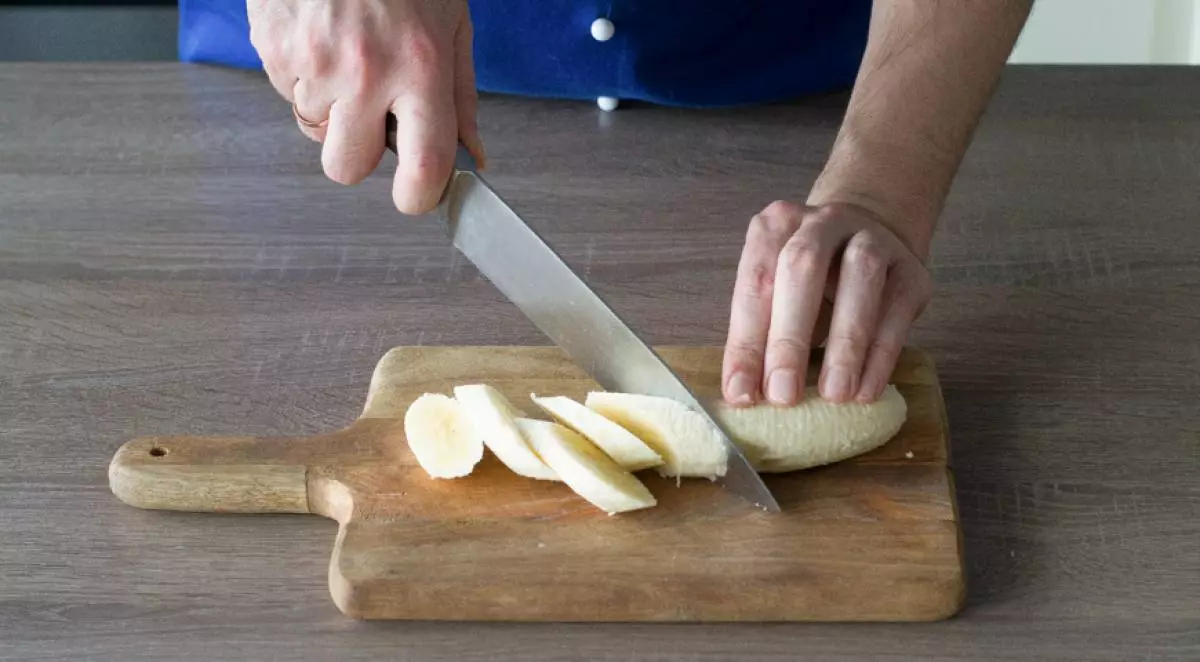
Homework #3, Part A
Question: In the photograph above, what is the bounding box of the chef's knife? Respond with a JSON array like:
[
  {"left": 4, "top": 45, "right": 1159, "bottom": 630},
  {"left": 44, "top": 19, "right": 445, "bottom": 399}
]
[{"left": 383, "top": 115, "right": 780, "bottom": 512}]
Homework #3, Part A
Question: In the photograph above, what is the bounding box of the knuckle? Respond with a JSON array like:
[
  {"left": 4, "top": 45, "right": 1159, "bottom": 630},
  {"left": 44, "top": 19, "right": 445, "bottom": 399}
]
[
  {"left": 825, "top": 337, "right": 869, "bottom": 372},
  {"left": 305, "top": 38, "right": 334, "bottom": 76},
  {"left": 748, "top": 201, "right": 800, "bottom": 239},
  {"left": 828, "top": 327, "right": 870, "bottom": 350},
  {"left": 868, "top": 338, "right": 901, "bottom": 360},
  {"left": 767, "top": 337, "right": 812, "bottom": 359},
  {"left": 343, "top": 33, "right": 375, "bottom": 65},
  {"left": 762, "top": 199, "right": 801, "bottom": 219},
  {"left": 400, "top": 149, "right": 453, "bottom": 190},
  {"left": 400, "top": 30, "right": 444, "bottom": 70},
  {"left": 844, "top": 235, "right": 887, "bottom": 275},
  {"left": 802, "top": 210, "right": 837, "bottom": 235},
  {"left": 778, "top": 233, "right": 824, "bottom": 274},
  {"left": 736, "top": 263, "right": 775, "bottom": 300},
  {"left": 724, "top": 341, "right": 765, "bottom": 368},
  {"left": 746, "top": 214, "right": 770, "bottom": 239},
  {"left": 811, "top": 203, "right": 847, "bottom": 220},
  {"left": 340, "top": 39, "right": 381, "bottom": 94}
]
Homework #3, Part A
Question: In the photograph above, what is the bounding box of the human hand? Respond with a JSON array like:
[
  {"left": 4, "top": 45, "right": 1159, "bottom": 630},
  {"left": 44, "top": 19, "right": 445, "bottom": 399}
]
[
  {"left": 721, "top": 201, "right": 932, "bottom": 406},
  {"left": 247, "top": 0, "right": 484, "bottom": 214}
]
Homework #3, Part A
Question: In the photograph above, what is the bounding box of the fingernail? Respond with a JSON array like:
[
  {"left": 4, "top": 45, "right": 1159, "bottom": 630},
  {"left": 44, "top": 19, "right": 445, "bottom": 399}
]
[
  {"left": 823, "top": 368, "right": 853, "bottom": 401},
  {"left": 766, "top": 369, "right": 798, "bottom": 405},
  {"left": 855, "top": 377, "right": 880, "bottom": 403},
  {"left": 859, "top": 378, "right": 878, "bottom": 400},
  {"left": 726, "top": 371, "right": 757, "bottom": 405}
]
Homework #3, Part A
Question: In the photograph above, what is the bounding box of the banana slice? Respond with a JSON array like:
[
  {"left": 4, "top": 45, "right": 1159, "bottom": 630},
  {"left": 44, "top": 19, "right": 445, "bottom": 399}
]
[
  {"left": 530, "top": 393, "right": 664, "bottom": 471},
  {"left": 711, "top": 384, "right": 908, "bottom": 472},
  {"left": 402, "top": 393, "right": 485, "bottom": 479},
  {"left": 584, "top": 392, "right": 728, "bottom": 479},
  {"left": 453, "top": 384, "right": 558, "bottom": 481},
  {"left": 514, "top": 417, "right": 657, "bottom": 514}
]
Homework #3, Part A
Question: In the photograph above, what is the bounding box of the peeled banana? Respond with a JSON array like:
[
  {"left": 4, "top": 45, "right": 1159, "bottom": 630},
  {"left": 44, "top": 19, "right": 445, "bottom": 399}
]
[
  {"left": 711, "top": 385, "right": 908, "bottom": 472},
  {"left": 401, "top": 379, "right": 909, "bottom": 515}
]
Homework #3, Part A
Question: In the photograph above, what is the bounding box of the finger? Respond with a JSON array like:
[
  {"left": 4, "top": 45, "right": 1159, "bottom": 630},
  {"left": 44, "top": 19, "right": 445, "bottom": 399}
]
[
  {"left": 321, "top": 99, "right": 387, "bottom": 185},
  {"left": 292, "top": 106, "right": 326, "bottom": 143},
  {"left": 763, "top": 217, "right": 854, "bottom": 405},
  {"left": 263, "top": 62, "right": 299, "bottom": 101},
  {"left": 810, "top": 259, "right": 838, "bottom": 348},
  {"left": 820, "top": 233, "right": 888, "bottom": 402},
  {"left": 812, "top": 297, "right": 833, "bottom": 348},
  {"left": 856, "top": 264, "right": 930, "bottom": 402},
  {"left": 248, "top": 1, "right": 296, "bottom": 99},
  {"left": 390, "top": 45, "right": 458, "bottom": 214},
  {"left": 292, "top": 78, "right": 331, "bottom": 142},
  {"left": 453, "top": 14, "right": 486, "bottom": 169},
  {"left": 722, "top": 205, "right": 800, "bottom": 406}
]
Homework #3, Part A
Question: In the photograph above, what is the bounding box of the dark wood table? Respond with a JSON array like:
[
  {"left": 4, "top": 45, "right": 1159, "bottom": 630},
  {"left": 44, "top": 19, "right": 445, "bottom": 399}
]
[{"left": 2, "top": 63, "right": 1197, "bottom": 661}]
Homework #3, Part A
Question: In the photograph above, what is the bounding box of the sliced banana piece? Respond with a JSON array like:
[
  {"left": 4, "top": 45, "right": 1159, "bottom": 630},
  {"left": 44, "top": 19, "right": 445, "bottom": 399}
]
[
  {"left": 529, "top": 393, "right": 664, "bottom": 471},
  {"left": 711, "top": 384, "right": 908, "bottom": 472},
  {"left": 514, "top": 417, "right": 657, "bottom": 514},
  {"left": 453, "top": 384, "right": 558, "bottom": 481},
  {"left": 584, "top": 392, "right": 728, "bottom": 479},
  {"left": 402, "top": 393, "right": 485, "bottom": 479}
]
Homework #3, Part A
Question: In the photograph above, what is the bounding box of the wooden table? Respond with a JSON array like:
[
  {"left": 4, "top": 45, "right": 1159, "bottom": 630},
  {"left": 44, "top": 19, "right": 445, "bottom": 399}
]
[{"left": 1, "top": 63, "right": 1197, "bottom": 661}]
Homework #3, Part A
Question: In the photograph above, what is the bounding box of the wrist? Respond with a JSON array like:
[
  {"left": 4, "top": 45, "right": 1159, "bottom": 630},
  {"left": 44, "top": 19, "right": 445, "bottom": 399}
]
[{"left": 807, "top": 123, "right": 951, "bottom": 262}]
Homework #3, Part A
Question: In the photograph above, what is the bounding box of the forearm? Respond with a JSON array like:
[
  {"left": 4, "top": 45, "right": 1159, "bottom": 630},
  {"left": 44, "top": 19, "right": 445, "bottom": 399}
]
[{"left": 807, "top": 0, "right": 1033, "bottom": 259}]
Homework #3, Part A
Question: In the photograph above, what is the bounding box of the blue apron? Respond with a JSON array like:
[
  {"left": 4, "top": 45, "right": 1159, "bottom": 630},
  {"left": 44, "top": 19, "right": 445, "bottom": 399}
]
[{"left": 178, "top": 0, "right": 871, "bottom": 108}]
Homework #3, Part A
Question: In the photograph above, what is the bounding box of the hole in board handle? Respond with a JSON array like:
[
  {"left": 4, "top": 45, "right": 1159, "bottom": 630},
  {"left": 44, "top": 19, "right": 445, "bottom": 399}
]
[{"left": 149, "top": 447, "right": 167, "bottom": 458}]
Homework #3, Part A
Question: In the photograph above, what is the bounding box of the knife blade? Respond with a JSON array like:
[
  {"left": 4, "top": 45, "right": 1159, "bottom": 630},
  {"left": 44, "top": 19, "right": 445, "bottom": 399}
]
[{"left": 384, "top": 116, "right": 780, "bottom": 513}]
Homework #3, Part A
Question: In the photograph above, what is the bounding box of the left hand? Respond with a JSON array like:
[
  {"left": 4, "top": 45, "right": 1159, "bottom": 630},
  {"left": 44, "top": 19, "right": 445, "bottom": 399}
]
[{"left": 721, "top": 200, "right": 932, "bottom": 407}]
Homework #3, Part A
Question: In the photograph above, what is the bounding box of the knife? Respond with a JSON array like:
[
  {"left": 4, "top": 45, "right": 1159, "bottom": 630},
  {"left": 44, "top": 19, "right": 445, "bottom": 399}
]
[{"left": 383, "top": 115, "right": 780, "bottom": 513}]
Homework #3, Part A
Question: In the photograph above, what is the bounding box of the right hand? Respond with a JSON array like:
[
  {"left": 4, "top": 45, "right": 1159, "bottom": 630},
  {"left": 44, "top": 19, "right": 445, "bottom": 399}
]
[{"left": 247, "top": 0, "right": 485, "bottom": 214}]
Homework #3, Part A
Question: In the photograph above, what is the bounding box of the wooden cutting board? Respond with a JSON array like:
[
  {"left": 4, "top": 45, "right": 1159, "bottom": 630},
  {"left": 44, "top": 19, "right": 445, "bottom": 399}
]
[{"left": 108, "top": 345, "right": 964, "bottom": 622}]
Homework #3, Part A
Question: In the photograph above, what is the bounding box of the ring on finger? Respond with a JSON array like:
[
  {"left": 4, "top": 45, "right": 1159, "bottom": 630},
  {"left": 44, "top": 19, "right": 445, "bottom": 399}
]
[{"left": 292, "top": 103, "right": 328, "bottom": 130}]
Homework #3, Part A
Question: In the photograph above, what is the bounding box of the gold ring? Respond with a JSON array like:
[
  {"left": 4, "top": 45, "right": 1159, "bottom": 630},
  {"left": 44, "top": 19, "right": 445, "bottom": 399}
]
[{"left": 292, "top": 103, "right": 328, "bottom": 129}]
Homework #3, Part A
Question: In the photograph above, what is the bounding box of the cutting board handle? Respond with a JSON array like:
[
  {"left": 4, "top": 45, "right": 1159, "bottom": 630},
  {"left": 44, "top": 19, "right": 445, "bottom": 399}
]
[{"left": 108, "top": 434, "right": 311, "bottom": 514}]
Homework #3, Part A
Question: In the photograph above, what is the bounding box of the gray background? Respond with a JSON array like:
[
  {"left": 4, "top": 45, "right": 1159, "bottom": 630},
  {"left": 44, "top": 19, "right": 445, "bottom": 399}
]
[{"left": 0, "top": 6, "right": 177, "bottom": 61}]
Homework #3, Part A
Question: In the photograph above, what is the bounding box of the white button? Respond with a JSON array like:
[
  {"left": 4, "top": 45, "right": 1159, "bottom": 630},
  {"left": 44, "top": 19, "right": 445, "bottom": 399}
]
[
  {"left": 597, "top": 96, "right": 619, "bottom": 112},
  {"left": 590, "top": 17, "right": 615, "bottom": 42}
]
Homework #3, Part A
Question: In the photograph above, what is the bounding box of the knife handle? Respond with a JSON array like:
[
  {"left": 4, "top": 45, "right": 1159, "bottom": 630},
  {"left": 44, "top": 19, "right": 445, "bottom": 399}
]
[{"left": 385, "top": 112, "right": 399, "bottom": 155}]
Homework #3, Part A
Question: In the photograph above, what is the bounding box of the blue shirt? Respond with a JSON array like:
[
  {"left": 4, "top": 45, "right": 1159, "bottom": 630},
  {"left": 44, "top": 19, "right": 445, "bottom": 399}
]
[{"left": 179, "top": 0, "right": 871, "bottom": 108}]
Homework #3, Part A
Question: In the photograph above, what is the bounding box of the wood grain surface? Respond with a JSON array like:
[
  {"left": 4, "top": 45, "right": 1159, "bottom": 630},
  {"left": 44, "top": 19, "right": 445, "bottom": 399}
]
[
  {"left": 107, "top": 345, "right": 962, "bottom": 622},
  {"left": 1, "top": 63, "right": 1198, "bottom": 659}
]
